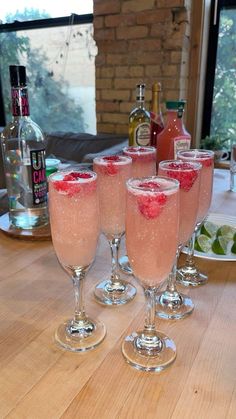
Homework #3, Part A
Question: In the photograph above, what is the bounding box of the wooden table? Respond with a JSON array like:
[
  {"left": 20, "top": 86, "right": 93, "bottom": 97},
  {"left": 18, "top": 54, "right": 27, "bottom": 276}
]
[{"left": 0, "top": 169, "right": 235, "bottom": 419}]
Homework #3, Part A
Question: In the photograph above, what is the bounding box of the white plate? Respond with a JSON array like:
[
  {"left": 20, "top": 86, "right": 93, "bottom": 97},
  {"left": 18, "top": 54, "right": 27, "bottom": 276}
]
[{"left": 182, "top": 213, "right": 236, "bottom": 261}]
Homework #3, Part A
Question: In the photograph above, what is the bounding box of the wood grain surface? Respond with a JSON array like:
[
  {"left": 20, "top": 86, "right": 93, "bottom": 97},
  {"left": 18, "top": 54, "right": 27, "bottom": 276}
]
[{"left": 0, "top": 169, "right": 235, "bottom": 419}]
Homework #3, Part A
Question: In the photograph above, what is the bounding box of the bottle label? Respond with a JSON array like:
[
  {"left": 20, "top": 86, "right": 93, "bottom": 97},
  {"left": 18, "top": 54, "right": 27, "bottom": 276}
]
[
  {"left": 30, "top": 150, "right": 47, "bottom": 205},
  {"left": 12, "top": 88, "right": 30, "bottom": 117},
  {"left": 173, "top": 136, "right": 191, "bottom": 159},
  {"left": 135, "top": 123, "right": 150, "bottom": 146}
]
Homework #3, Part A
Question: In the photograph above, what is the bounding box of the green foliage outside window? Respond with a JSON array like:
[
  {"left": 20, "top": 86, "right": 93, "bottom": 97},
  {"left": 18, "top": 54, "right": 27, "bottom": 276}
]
[
  {"left": 210, "top": 9, "right": 236, "bottom": 150},
  {"left": 0, "top": 8, "right": 86, "bottom": 133}
]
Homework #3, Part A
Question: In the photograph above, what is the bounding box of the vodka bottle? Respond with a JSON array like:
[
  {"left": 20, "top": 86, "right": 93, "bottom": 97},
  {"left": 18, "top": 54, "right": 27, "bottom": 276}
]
[
  {"left": 1, "top": 65, "right": 48, "bottom": 229},
  {"left": 129, "top": 84, "right": 150, "bottom": 146}
]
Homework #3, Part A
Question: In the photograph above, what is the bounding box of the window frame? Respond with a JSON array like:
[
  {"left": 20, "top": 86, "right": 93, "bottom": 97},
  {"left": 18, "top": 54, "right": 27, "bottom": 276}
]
[{"left": 0, "top": 13, "right": 93, "bottom": 127}]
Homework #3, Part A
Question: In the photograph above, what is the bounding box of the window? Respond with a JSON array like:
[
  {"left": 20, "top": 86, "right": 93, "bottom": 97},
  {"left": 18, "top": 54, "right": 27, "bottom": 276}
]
[
  {"left": 0, "top": 1, "right": 96, "bottom": 134},
  {"left": 202, "top": 0, "right": 236, "bottom": 149}
]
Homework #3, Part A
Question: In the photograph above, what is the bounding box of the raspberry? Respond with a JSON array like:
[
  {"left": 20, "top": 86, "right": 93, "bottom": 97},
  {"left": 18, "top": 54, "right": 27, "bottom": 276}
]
[
  {"left": 139, "top": 181, "right": 161, "bottom": 190},
  {"left": 53, "top": 181, "right": 81, "bottom": 197},
  {"left": 166, "top": 164, "right": 198, "bottom": 191},
  {"left": 137, "top": 193, "right": 167, "bottom": 219},
  {"left": 63, "top": 172, "right": 92, "bottom": 181},
  {"left": 200, "top": 157, "right": 213, "bottom": 167},
  {"left": 101, "top": 156, "right": 120, "bottom": 175}
]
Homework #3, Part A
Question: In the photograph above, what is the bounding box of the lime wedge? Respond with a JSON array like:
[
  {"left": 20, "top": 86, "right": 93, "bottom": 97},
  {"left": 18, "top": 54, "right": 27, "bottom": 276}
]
[
  {"left": 231, "top": 242, "right": 236, "bottom": 254},
  {"left": 216, "top": 225, "right": 236, "bottom": 240},
  {"left": 195, "top": 235, "right": 212, "bottom": 253},
  {"left": 212, "top": 237, "right": 229, "bottom": 255},
  {"left": 200, "top": 221, "right": 218, "bottom": 238}
]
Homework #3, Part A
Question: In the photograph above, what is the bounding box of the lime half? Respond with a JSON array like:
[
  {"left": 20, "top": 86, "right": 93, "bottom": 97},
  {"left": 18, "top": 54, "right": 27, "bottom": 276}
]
[
  {"left": 195, "top": 235, "right": 212, "bottom": 253},
  {"left": 212, "top": 237, "right": 229, "bottom": 255},
  {"left": 231, "top": 242, "right": 236, "bottom": 254},
  {"left": 216, "top": 225, "right": 236, "bottom": 240},
  {"left": 200, "top": 221, "right": 218, "bottom": 238}
]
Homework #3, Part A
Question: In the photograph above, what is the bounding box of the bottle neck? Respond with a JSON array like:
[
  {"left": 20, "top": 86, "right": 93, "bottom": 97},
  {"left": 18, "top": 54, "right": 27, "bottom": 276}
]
[
  {"left": 151, "top": 92, "right": 161, "bottom": 114},
  {"left": 136, "top": 98, "right": 145, "bottom": 109},
  {"left": 166, "top": 110, "right": 184, "bottom": 128},
  {"left": 11, "top": 86, "right": 30, "bottom": 117}
]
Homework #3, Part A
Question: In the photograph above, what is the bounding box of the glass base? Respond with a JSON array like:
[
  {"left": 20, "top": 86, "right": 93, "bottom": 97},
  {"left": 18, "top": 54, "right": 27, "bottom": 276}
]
[
  {"left": 118, "top": 255, "right": 133, "bottom": 275},
  {"left": 122, "top": 330, "right": 176, "bottom": 372},
  {"left": 177, "top": 266, "right": 208, "bottom": 287},
  {"left": 55, "top": 317, "right": 106, "bottom": 352},
  {"left": 94, "top": 279, "right": 136, "bottom": 306},
  {"left": 155, "top": 290, "right": 194, "bottom": 320}
]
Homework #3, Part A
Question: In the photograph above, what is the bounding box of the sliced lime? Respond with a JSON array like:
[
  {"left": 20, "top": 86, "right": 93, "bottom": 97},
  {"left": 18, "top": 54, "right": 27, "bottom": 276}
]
[
  {"left": 212, "top": 237, "right": 229, "bottom": 255},
  {"left": 231, "top": 242, "right": 236, "bottom": 254},
  {"left": 216, "top": 225, "right": 236, "bottom": 240},
  {"left": 200, "top": 221, "right": 218, "bottom": 238},
  {"left": 195, "top": 234, "right": 212, "bottom": 253}
]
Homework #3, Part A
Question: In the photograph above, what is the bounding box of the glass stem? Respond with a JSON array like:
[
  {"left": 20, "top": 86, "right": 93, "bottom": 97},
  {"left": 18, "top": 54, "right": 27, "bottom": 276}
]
[
  {"left": 185, "top": 232, "right": 196, "bottom": 268},
  {"left": 144, "top": 287, "right": 157, "bottom": 333},
  {"left": 166, "top": 251, "right": 178, "bottom": 294},
  {"left": 72, "top": 268, "right": 86, "bottom": 323},
  {"left": 109, "top": 237, "right": 121, "bottom": 284}
]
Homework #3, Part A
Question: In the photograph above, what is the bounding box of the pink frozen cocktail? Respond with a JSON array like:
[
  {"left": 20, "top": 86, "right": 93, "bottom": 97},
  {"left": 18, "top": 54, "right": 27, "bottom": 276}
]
[
  {"left": 49, "top": 170, "right": 106, "bottom": 352},
  {"left": 93, "top": 155, "right": 136, "bottom": 306},
  {"left": 123, "top": 146, "right": 156, "bottom": 178}
]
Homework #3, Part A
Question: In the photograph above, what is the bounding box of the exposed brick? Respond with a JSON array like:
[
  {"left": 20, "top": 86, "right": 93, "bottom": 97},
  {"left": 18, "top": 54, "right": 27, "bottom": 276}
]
[
  {"left": 157, "top": 0, "right": 185, "bottom": 7},
  {"left": 122, "top": 0, "right": 155, "bottom": 13},
  {"left": 95, "top": 28, "right": 115, "bottom": 41},
  {"left": 97, "top": 123, "right": 117, "bottom": 133},
  {"left": 94, "top": 0, "right": 121, "bottom": 16},
  {"left": 96, "top": 78, "right": 113, "bottom": 89},
  {"left": 115, "top": 124, "right": 129, "bottom": 135},
  {"left": 116, "top": 26, "right": 148, "bottom": 40},
  {"left": 161, "top": 64, "right": 178, "bottom": 77},
  {"left": 120, "top": 101, "right": 134, "bottom": 113},
  {"left": 96, "top": 40, "right": 128, "bottom": 53},
  {"left": 105, "top": 14, "right": 136, "bottom": 28},
  {"left": 100, "top": 67, "right": 115, "bottom": 78},
  {"left": 170, "top": 51, "right": 182, "bottom": 63},
  {"left": 114, "top": 78, "right": 144, "bottom": 89},
  {"left": 101, "top": 89, "right": 131, "bottom": 101},
  {"left": 93, "top": 16, "right": 104, "bottom": 29},
  {"left": 128, "top": 39, "right": 161, "bottom": 51},
  {"left": 145, "top": 65, "right": 162, "bottom": 77},
  {"left": 136, "top": 9, "right": 171, "bottom": 25},
  {"left": 96, "top": 101, "right": 120, "bottom": 112},
  {"left": 102, "top": 112, "right": 128, "bottom": 124},
  {"left": 115, "top": 66, "right": 144, "bottom": 78}
]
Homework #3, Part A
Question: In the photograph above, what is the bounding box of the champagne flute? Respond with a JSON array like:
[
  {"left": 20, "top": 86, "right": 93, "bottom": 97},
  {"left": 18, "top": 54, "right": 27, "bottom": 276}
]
[
  {"left": 93, "top": 155, "right": 136, "bottom": 305},
  {"left": 155, "top": 160, "right": 201, "bottom": 319},
  {"left": 49, "top": 169, "right": 106, "bottom": 351},
  {"left": 122, "top": 176, "right": 179, "bottom": 371},
  {"left": 119, "top": 146, "right": 157, "bottom": 275},
  {"left": 177, "top": 149, "right": 214, "bottom": 286}
]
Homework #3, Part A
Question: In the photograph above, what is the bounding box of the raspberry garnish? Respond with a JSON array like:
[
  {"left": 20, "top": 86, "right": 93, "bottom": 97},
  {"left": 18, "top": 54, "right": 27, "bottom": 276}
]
[
  {"left": 137, "top": 193, "right": 167, "bottom": 219},
  {"left": 127, "top": 147, "right": 147, "bottom": 153},
  {"left": 53, "top": 171, "right": 93, "bottom": 196},
  {"left": 166, "top": 168, "right": 198, "bottom": 191},
  {"left": 139, "top": 181, "right": 161, "bottom": 190},
  {"left": 103, "top": 156, "right": 121, "bottom": 162},
  {"left": 63, "top": 172, "right": 92, "bottom": 181}
]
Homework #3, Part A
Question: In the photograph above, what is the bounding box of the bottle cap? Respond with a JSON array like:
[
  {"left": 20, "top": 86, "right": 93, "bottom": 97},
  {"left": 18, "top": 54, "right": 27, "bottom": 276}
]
[
  {"left": 136, "top": 84, "right": 145, "bottom": 100},
  {"left": 152, "top": 82, "right": 162, "bottom": 92},
  {"left": 9, "top": 65, "right": 27, "bottom": 87},
  {"left": 166, "top": 100, "right": 186, "bottom": 110}
]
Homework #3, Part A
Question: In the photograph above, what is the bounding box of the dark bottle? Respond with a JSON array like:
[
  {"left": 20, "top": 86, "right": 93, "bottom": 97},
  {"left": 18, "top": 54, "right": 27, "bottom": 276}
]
[
  {"left": 150, "top": 82, "right": 164, "bottom": 147},
  {"left": 1, "top": 65, "right": 48, "bottom": 229}
]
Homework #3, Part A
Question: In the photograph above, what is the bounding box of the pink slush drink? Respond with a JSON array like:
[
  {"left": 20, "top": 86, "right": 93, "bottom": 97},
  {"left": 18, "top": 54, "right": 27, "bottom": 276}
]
[{"left": 123, "top": 146, "right": 156, "bottom": 178}]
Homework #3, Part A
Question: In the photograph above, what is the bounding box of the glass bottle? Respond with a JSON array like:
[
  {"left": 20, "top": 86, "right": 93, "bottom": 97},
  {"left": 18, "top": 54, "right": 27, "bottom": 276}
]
[
  {"left": 129, "top": 84, "right": 150, "bottom": 147},
  {"left": 1, "top": 65, "right": 48, "bottom": 229},
  {"left": 150, "top": 82, "right": 164, "bottom": 147},
  {"left": 156, "top": 101, "right": 191, "bottom": 168}
]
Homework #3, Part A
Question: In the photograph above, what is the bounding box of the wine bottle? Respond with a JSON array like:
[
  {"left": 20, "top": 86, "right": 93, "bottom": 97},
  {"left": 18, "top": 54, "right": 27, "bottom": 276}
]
[
  {"left": 1, "top": 65, "right": 48, "bottom": 229},
  {"left": 129, "top": 84, "right": 150, "bottom": 146},
  {"left": 150, "top": 82, "right": 164, "bottom": 147}
]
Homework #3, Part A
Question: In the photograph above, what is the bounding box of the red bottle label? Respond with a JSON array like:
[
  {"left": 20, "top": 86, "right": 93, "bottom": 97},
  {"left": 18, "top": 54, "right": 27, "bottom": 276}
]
[
  {"left": 30, "top": 150, "right": 47, "bottom": 205},
  {"left": 11, "top": 88, "right": 30, "bottom": 117}
]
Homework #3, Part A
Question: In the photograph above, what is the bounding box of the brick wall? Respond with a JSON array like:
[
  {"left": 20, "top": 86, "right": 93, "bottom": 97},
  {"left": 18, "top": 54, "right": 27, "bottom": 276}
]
[{"left": 93, "top": 0, "right": 192, "bottom": 135}]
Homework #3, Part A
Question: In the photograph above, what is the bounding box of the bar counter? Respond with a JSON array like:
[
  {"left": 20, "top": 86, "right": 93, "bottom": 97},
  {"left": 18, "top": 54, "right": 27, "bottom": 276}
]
[{"left": 0, "top": 169, "right": 235, "bottom": 419}]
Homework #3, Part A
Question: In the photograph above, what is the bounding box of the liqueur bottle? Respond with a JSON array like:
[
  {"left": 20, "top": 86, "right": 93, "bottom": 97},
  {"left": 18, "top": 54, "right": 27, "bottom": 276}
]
[
  {"left": 156, "top": 100, "right": 191, "bottom": 168},
  {"left": 150, "top": 82, "right": 164, "bottom": 147},
  {"left": 129, "top": 83, "right": 150, "bottom": 146},
  {"left": 1, "top": 65, "right": 48, "bottom": 229}
]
